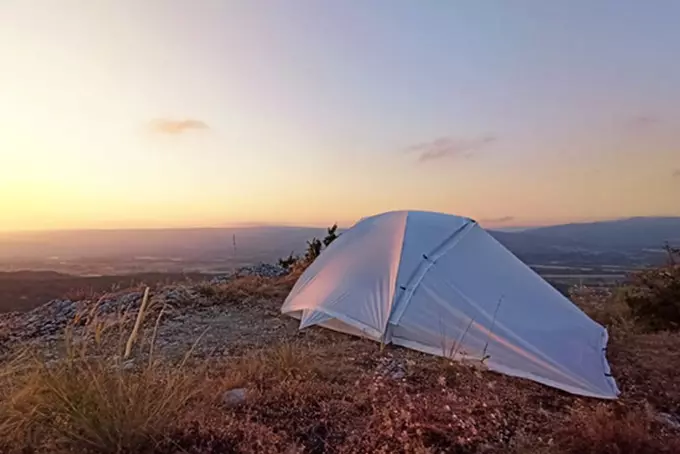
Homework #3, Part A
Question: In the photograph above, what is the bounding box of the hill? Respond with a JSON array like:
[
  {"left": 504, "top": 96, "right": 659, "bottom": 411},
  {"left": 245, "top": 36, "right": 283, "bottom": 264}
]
[
  {"left": 524, "top": 217, "right": 680, "bottom": 249},
  {"left": 489, "top": 216, "right": 680, "bottom": 267},
  {"left": 0, "top": 226, "right": 326, "bottom": 262},
  {"left": 1, "top": 216, "right": 677, "bottom": 278},
  {"left": 1, "top": 270, "right": 679, "bottom": 453}
]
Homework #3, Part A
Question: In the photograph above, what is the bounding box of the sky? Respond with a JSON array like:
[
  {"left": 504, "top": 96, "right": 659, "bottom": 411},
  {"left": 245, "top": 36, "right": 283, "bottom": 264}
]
[{"left": 1, "top": 1, "right": 679, "bottom": 232}]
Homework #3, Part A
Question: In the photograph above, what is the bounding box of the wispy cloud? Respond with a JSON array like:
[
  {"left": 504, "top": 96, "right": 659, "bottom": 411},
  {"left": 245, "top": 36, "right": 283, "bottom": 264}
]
[
  {"left": 481, "top": 216, "right": 515, "bottom": 224},
  {"left": 148, "top": 118, "right": 210, "bottom": 135},
  {"left": 626, "top": 115, "right": 659, "bottom": 131},
  {"left": 406, "top": 134, "right": 497, "bottom": 163}
]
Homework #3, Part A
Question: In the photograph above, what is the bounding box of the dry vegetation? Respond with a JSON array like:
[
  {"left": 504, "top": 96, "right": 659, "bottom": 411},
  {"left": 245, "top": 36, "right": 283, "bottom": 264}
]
[{"left": 1, "top": 254, "right": 680, "bottom": 453}]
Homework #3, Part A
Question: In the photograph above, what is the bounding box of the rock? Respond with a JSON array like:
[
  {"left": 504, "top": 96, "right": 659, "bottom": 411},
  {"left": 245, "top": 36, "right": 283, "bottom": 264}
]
[
  {"left": 94, "top": 291, "right": 144, "bottom": 317},
  {"left": 222, "top": 388, "right": 247, "bottom": 407},
  {"left": 655, "top": 412, "right": 680, "bottom": 430},
  {"left": 375, "top": 355, "right": 408, "bottom": 381},
  {"left": 235, "top": 263, "right": 288, "bottom": 278},
  {"left": 390, "top": 369, "right": 406, "bottom": 380},
  {"left": 209, "top": 274, "right": 234, "bottom": 285}
]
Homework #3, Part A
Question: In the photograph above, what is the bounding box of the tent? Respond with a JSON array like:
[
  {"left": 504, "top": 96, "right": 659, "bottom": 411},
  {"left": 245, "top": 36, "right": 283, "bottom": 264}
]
[{"left": 281, "top": 210, "right": 620, "bottom": 399}]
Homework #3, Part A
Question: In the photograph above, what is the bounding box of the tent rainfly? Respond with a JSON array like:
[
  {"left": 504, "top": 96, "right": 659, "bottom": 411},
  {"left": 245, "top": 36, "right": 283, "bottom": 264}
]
[{"left": 281, "top": 210, "right": 620, "bottom": 399}]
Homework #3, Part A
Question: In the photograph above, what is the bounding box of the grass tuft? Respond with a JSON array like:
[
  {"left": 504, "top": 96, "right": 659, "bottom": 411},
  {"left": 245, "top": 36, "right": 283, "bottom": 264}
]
[
  {"left": 0, "top": 287, "right": 205, "bottom": 453},
  {"left": 555, "top": 403, "right": 680, "bottom": 454},
  {"left": 1, "top": 354, "right": 203, "bottom": 453}
]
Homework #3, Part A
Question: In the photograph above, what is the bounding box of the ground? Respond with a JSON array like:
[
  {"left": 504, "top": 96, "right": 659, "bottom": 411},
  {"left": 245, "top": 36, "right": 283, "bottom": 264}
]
[{"left": 1, "top": 272, "right": 679, "bottom": 453}]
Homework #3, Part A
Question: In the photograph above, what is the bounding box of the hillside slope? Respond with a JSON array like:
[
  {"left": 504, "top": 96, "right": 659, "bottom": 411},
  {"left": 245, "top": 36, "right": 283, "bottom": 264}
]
[
  {"left": 1, "top": 271, "right": 679, "bottom": 453},
  {"left": 490, "top": 217, "right": 680, "bottom": 266}
]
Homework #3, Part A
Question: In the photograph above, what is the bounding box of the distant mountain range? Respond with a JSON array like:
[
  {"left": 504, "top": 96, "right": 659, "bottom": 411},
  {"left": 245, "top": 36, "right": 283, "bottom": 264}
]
[
  {"left": 0, "top": 217, "right": 678, "bottom": 269},
  {"left": 489, "top": 217, "right": 680, "bottom": 266},
  {"left": 0, "top": 226, "right": 328, "bottom": 263}
]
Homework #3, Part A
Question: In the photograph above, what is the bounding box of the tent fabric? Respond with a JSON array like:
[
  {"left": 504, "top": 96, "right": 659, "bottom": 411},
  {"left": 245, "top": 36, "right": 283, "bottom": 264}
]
[{"left": 281, "top": 210, "right": 620, "bottom": 399}]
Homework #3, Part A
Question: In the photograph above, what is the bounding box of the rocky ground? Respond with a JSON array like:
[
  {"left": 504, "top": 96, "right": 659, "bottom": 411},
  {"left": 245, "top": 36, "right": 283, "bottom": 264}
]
[
  {"left": 1, "top": 263, "right": 680, "bottom": 453},
  {"left": 0, "top": 263, "right": 299, "bottom": 366}
]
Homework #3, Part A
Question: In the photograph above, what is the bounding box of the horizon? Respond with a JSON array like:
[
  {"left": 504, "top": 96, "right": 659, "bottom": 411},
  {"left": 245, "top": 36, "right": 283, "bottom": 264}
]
[
  {"left": 1, "top": 213, "right": 678, "bottom": 236},
  {"left": 2, "top": 1, "right": 679, "bottom": 232}
]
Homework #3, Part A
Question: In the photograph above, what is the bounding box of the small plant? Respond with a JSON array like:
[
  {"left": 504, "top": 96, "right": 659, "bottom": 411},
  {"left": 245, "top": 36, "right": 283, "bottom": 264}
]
[
  {"left": 663, "top": 242, "right": 679, "bottom": 266},
  {"left": 481, "top": 295, "right": 503, "bottom": 364},
  {"left": 624, "top": 245, "right": 680, "bottom": 332},
  {"left": 278, "top": 252, "right": 299, "bottom": 270},
  {"left": 195, "top": 282, "right": 217, "bottom": 299},
  {"left": 278, "top": 223, "right": 341, "bottom": 272},
  {"left": 304, "top": 237, "right": 323, "bottom": 262},
  {"left": 323, "top": 223, "right": 340, "bottom": 247}
]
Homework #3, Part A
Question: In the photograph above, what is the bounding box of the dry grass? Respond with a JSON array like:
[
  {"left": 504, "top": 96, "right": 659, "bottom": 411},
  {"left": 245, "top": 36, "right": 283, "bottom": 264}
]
[
  {"left": 0, "top": 354, "right": 204, "bottom": 453},
  {"left": 0, "top": 287, "right": 206, "bottom": 454},
  {"left": 196, "top": 275, "right": 295, "bottom": 308},
  {"left": 570, "top": 286, "right": 638, "bottom": 337},
  {"left": 1, "top": 275, "right": 679, "bottom": 453},
  {"left": 554, "top": 403, "right": 680, "bottom": 454}
]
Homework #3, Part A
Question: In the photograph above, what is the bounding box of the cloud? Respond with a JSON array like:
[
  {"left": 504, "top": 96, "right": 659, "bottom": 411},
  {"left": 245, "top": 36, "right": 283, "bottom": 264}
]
[
  {"left": 406, "top": 134, "right": 497, "bottom": 163},
  {"left": 626, "top": 115, "right": 659, "bottom": 131},
  {"left": 147, "top": 118, "right": 210, "bottom": 135},
  {"left": 480, "top": 216, "right": 515, "bottom": 224}
]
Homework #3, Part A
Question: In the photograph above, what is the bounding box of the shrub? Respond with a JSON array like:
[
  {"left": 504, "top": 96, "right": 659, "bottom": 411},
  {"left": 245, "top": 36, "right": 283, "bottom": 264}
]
[
  {"left": 570, "top": 286, "right": 637, "bottom": 337},
  {"left": 277, "top": 253, "right": 298, "bottom": 270},
  {"left": 303, "top": 237, "right": 322, "bottom": 262},
  {"left": 322, "top": 223, "right": 340, "bottom": 247},
  {"left": 624, "top": 245, "right": 680, "bottom": 332},
  {"left": 278, "top": 223, "right": 341, "bottom": 271}
]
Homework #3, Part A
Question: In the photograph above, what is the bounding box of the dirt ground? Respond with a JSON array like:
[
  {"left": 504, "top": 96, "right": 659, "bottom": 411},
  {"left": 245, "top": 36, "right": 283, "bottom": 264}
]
[{"left": 2, "top": 276, "right": 679, "bottom": 453}]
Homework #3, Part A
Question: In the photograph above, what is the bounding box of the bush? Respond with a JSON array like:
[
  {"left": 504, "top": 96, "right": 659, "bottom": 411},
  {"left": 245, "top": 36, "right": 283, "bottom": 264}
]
[
  {"left": 304, "top": 238, "right": 323, "bottom": 262},
  {"left": 570, "top": 287, "right": 637, "bottom": 337},
  {"left": 277, "top": 253, "right": 298, "bottom": 270},
  {"left": 624, "top": 245, "right": 680, "bottom": 332},
  {"left": 278, "top": 224, "right": 340, "bottom": 271}
]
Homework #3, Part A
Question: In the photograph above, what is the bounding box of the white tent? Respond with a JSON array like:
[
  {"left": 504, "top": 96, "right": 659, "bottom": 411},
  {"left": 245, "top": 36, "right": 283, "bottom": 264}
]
[{"left": 281, "top": 210, "right": 619, "bottom": 399}]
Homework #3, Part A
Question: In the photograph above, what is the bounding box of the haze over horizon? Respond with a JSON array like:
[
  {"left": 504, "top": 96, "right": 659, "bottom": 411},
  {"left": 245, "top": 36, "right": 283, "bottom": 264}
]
[
  {"left": 1, "top": 214, "right": 678, "bottom": 236},
  {"left": 2, "top": 1, "right": 679, "bottom": 232}
]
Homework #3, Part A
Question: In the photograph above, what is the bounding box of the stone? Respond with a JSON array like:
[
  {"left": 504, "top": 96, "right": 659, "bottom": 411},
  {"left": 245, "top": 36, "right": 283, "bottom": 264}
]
[
  {"left": 655, "top": 412, "right": 680, "bottom": 430},
  {"left": 222, "top": 388, "right": 247, "bottom": 407},
  {"left": 390, "top": 369, "right": 406, "bottom": 380},
  {"left": 234, "top": 263, "right": 288, "bottom": 278}
]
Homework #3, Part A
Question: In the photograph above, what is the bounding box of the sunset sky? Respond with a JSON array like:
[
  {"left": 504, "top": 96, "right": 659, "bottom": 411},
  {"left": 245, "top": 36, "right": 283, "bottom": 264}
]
[{"left": 1, "top": 1, "right": 679, "bottom": 232}]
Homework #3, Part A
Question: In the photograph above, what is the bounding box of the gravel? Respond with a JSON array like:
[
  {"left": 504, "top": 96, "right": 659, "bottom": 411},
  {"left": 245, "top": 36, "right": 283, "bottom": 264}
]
[{"left": 0, "top": 261, "right": 296, "bottom": 360}]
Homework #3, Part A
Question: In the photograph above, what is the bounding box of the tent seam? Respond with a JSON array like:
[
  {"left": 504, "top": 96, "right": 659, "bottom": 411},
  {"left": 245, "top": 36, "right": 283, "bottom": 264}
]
[
  {"left": 380, "top": 211, "right": 411, "bottom": 342},
  {"left": 389, "top": 220, "right": 476, "bottom": 327}
]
